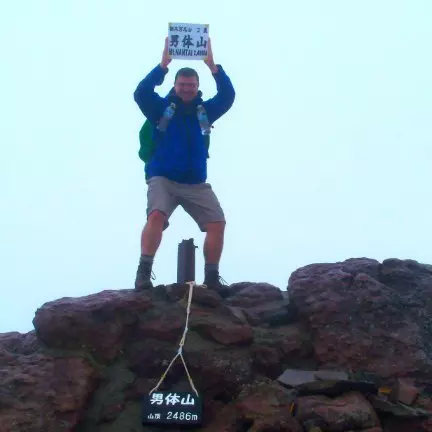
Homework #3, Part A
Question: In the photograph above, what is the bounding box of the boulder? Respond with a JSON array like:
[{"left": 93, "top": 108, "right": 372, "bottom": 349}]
[{"left": 289, "top": 258, "right": 432, "bottom": 383}]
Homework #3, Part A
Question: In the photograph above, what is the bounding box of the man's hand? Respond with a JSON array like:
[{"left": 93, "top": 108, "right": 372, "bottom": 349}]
[
  {"left": 160, "top": 37, "right": 171, "bottom": 70},
  {"left": 204, "top": 38, "right": 218, "bottom": 73}
]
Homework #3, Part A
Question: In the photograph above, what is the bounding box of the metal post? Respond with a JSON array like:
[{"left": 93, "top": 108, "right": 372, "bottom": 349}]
[{"left": 177, "top": 238, "right": 196, "bottom": 283}]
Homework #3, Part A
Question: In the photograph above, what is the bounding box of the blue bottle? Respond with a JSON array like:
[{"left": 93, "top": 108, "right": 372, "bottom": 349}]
[{"left": 157, "top": 103, "right": 176, "bottom": 132}]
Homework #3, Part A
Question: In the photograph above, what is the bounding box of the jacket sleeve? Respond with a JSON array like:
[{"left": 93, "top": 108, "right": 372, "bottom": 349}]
[
  {"left": 133, "top": 64, "right": 168, "bottom": 124},
  {"left": 203, "top": 65, "right": 235, "bottom": 124}
]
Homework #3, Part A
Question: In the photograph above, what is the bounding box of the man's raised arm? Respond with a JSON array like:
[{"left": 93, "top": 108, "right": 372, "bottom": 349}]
[
  {"left": 133, "top": 38, "right": 171, "bottom": 123},
  {"left": 203, "top": 39, "right": 236, "bottom": 124}
]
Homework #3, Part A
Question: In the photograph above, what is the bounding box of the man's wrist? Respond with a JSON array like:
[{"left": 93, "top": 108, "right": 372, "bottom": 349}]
[{"left": 208, "top": 63, "right": 218, "bottom": 74}]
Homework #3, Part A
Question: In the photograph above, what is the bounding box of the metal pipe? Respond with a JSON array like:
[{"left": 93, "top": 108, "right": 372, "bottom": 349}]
[{"left": 177, "top": 238, "right": 196, "bottom": 283}]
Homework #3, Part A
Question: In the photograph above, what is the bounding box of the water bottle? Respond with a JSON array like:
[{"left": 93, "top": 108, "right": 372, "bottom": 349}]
[
  {"left": 197, "top": 105, "right": 211, "bottom": 135},
  {"left": 157, "top": 103, "right": 176, "bottom": 132}
]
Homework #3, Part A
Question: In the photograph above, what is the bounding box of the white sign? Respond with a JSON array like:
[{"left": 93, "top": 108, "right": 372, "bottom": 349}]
[
  {"left": 168, "top": 22, "right": 209, "bottom": 60},
  {"left": 142, "top": 391, "right": 202, "bottom": 426}
]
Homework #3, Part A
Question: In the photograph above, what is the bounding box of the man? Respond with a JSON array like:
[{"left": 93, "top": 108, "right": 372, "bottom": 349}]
[{"left": 133, "top": 37, "right": 235, "bottom": 293}]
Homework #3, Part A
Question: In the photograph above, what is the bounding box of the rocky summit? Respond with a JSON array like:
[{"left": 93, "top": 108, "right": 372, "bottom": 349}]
[{"left": 1, "top": 258, "right": 432, "bottom": 432}]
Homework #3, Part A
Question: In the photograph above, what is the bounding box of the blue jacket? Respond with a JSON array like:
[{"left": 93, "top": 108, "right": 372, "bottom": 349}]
[{"left": 134, "top": 64, "right": 235, "bottom": 184}]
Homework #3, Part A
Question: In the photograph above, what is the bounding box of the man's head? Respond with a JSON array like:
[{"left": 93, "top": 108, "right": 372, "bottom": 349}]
[{"left": 174, "top": 67, "right": 199, "bottom": 102}]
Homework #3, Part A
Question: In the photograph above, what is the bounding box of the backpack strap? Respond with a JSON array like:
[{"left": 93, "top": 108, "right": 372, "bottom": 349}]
[
  {"left": 156, "top": 103, "right": 212, "bottom": 134},
  {"left": 140, "top": 103, "right": 213, "bottom": 163}
]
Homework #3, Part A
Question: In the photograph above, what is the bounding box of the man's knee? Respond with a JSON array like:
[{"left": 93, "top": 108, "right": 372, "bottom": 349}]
[
  {"left": 147, "top": 210, "right": 167, "bottom": 228},
  {"left": 205, "top": 221, "right": 226, "bottom": 235}
]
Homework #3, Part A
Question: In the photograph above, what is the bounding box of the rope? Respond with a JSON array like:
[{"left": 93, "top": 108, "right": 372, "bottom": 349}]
[{"left": 149, "top": 281, "right": 199, "bottom": 397}]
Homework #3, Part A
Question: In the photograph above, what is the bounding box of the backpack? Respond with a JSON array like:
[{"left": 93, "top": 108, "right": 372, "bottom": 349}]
[
  {"left": 138, "top": 119, "right": 157, "bottom": 163},
  {"left": 138, "top": 104, "right": 211, "bottom": 163}
]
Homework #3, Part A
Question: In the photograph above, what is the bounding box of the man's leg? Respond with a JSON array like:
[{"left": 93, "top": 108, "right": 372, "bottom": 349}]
[
  {"left": 203, "top": 221, "right": 225, "bottom": 274},
  {"left": 141, "top": 210, "right": 166, "bottom": 256},
  {"left": 135, "top": 211, "right": 166, "bottom": 291},
  {"left": 177, "top": 182, "right": 228, "bottom": 294},
  {"left": 135, "top": 177, "right": 177, "bottom": 291}
]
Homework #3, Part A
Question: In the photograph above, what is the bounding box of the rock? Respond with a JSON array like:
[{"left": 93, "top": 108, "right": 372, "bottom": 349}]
[
  {"left": 242, "top": 300, "right": 298, "bottom": 327},
  {"left": 77, "top": 361, "right": 135, "bottom": 429},
  {"left": 187, "top": 349, "right": 254, "bottom": 403},
  {"left": 296, "top": 380, "right": 378, "bottom": 398},
  {"left": 190, "top": 311, "right": 253, "bottom": 346},
  {"left": 236, "top": 382, "right": 301, "bottom": 432},
  {"left": 352, "top": 371, "right": 387, "bottom": 387},
  {"left": 33, "top": 290, "right": 152, "bottom": 361},
  {"left": 0, "top": 352, "right": 96, "bottom": 431},
  {"left": 420, "top": 419, "right": 432, "bottom": 432},
  {"left": 163, "top": 282, "right": 190, "bottom": 301},
  {"left": 277, "top": 369, "right": 316, "bottom": 387},
  {"left": 226, "top": 306, "right": 249, "bottom": 325},
  {"left": 203, "top": 380, "right": 301, "bottom": 432},
  {"left": 277, "top": 368, "right": 350, "bottom": 387},
  {"left": 192, "top": 285, "right": 224, "bottom": 307},
  {"left": 273, "top": 325, "right": 314, "bottom": 363},
  {"left": 417, "top": 393, "right": 432, "bottom": 411},
  {"left": 383, "top": 417, "right": 432, "bottom": 432},
  {"left": 303, "top": 419, "right": 327, "bottom": 431},
  {"left": 252, "top": 345, "right": 283, "bottom": 378},
  {"left": 131, "top": 298, "right": 247, "bottom": 347},
  {"left": 379, "top": 259, "right": 432, "bottom": 296},
  {"left": 358, "top": 428, "right": 383, "bottom": 432},
  {"left": 0, "top": 331, "right": 40, "bottom": 355},
  {"left": 165, "top": 283, "right": 223, "bottom": 308},
  {"left": 253, "top": 325, "right": 314, "bottom": 378},
  {"left": 277, "top": 368, "right": 374, "bottom": 398},
  {"left": 304, "top": 425, "right": 324, "bottom": 432},
  {"left": 91, "top": 401, "right": 142, "bottom": 432},
  {"left": 341, "top": 257, "right": 382, "bottom": 280},
  {"left": 136, "top": 310, "right": 185, "bottom": 343},
  {"left": 389, "top": 378, "right": 420, "bottom": 405},
  {"left": 2, "top": 257, "right": 432, "bottom": 431},
  {"left": 369, "top": 395, "right": 431, "bottom": 418},
  {"left": 289, "top": 258, "right": 432, "bottom": 383},
  {"left": 296, "top": 391, "right": 381, "bottom": 431},
  {"left": 227, "top": 282, "right": 283, "bottom": 308},
  {"left": 125, "top": 339, "right": 182, "bottom": 379},
  {"left": 314, "top": 370, "right": 349, "bottom": 381},
  {"left": 248, "top": 417, "right": 303, "bottom": 432},
  {"left": 98, "top": 403, "right": 125, "bottom": 423}
]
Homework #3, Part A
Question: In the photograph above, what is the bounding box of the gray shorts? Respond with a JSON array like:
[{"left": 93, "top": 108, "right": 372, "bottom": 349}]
[{"left": 146, "top": 176, "right": 225, "bottom": 232}]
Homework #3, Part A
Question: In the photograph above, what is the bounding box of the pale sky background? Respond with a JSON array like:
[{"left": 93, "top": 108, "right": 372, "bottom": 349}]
[{"left": 1, "top": 1, "right": 431, "bottom": 333}]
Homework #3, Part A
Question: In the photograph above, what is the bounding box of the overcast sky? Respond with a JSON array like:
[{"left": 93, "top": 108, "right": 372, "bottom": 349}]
[{"left": 1, "top": 0, "right": 431, "bottom": 333}]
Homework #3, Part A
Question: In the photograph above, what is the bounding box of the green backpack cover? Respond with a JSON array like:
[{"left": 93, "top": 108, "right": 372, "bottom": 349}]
[{"left": 138, "top": 119, "right": 156, "bottom": 163}]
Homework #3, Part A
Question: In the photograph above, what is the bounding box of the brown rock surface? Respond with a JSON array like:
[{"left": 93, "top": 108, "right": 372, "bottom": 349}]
[
  {"left": 190, "top": 311, "right": 253, "bottom": 345},
  {"left": 0, "top": 350, "right": 96, "bottom": 432},
  {"left": 1, "top": 257, "right": 432, "bottom": 432},
  {"left": 203, "top": 380, "right": 302, "bottom": 432},
  {"left": 289, "top": 258, "right": 432, "bottom": 383},
  {"left": 226, "top": 282, "right": 284, "bottom": 308},
  {"left": 33, "top": 290, "right": 152, "bottom": 361},
  {"left": 389, "top": 378, "right": 420, "bottom": 405},
  {"left": 296, "top": 391, "right": 381, "bottom": 431}
]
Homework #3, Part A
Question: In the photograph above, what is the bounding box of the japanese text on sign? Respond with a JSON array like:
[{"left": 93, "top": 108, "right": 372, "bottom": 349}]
[
  {"left": 143, "top": 391, "right": 202, "bottom": 426},
  {"left": 150, "top": 392, "right": 195, "bottom": 406},
  {"left": 168, "top": 23, "right": 209, "bottom": 60}
]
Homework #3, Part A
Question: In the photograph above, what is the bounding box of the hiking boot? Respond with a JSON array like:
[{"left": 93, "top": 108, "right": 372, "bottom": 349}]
[
  {"left": 203, "top": 270, "right": 230, "bottom": 298},
  {"left": 134, "top": 259, "right": 154, "bottom": 291}
]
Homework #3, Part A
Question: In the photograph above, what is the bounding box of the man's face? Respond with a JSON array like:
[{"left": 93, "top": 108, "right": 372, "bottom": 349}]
[{"left": 174, "top": 75, "right": 199, "bottom": 102}]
